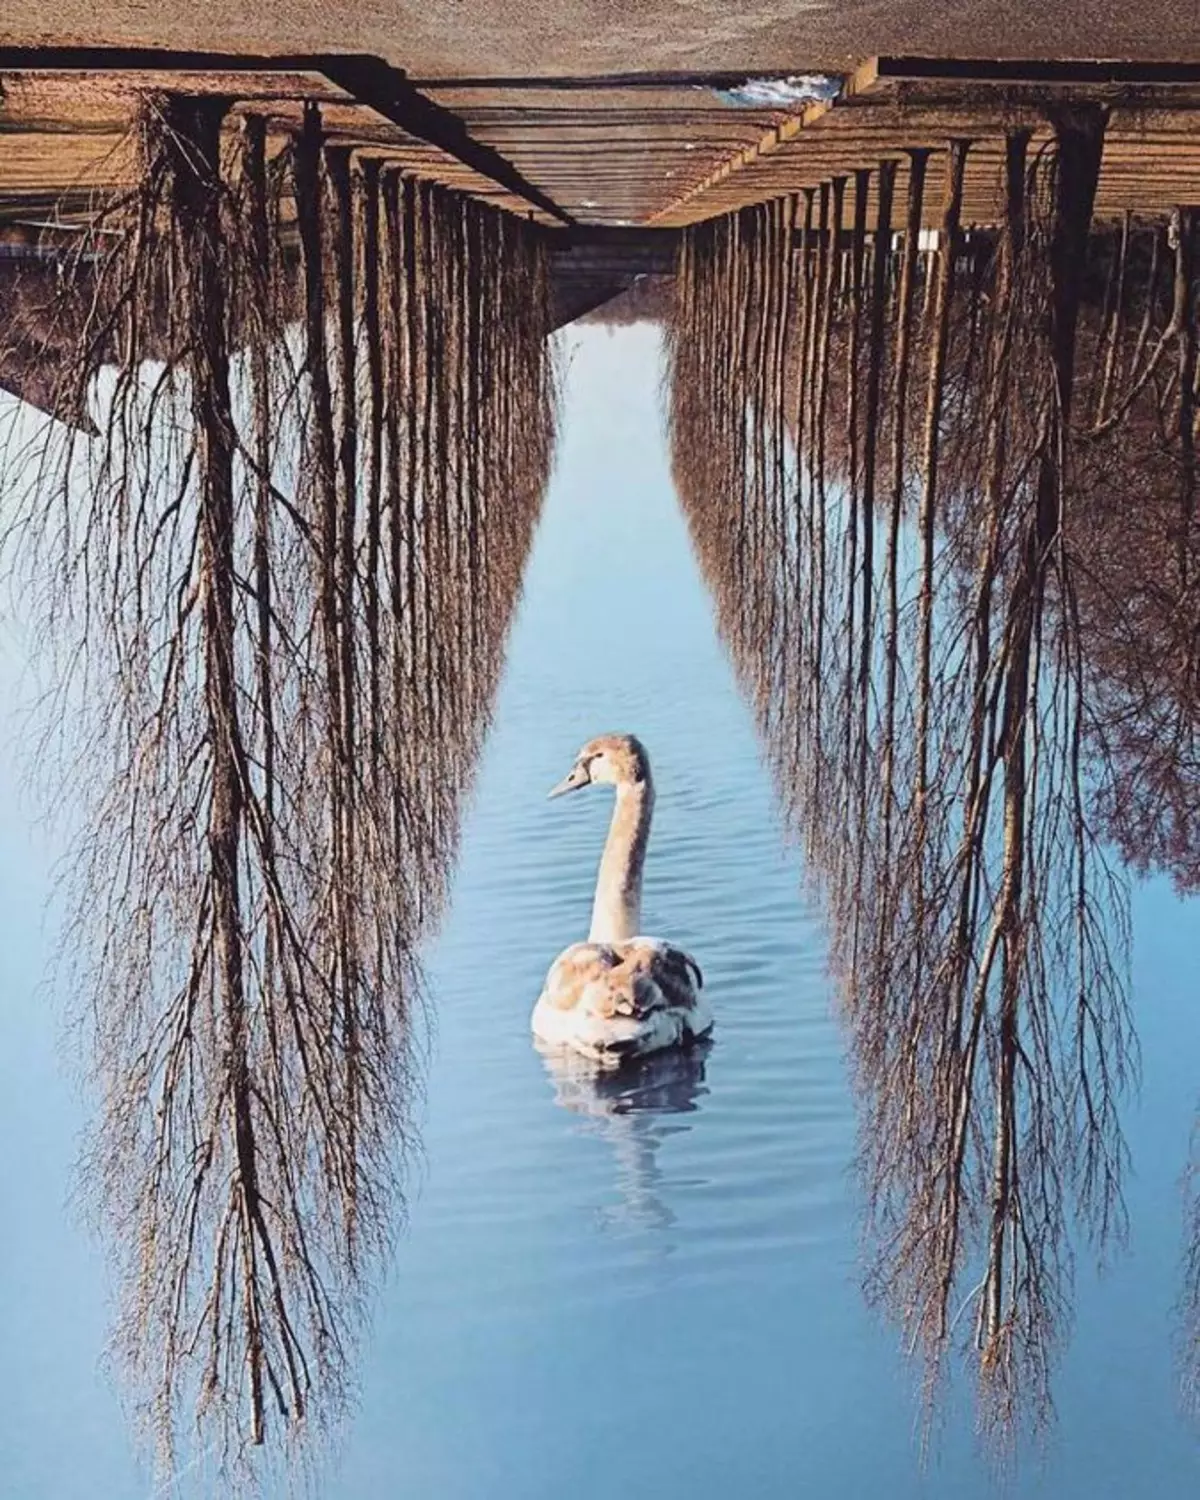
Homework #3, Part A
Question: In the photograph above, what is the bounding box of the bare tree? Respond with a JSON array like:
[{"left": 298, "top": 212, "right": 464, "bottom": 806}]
[
  {"left": 667, "top": 113, "right": 1136, "bottom": 1451},
  {"left": 0, "top": 94, "right": 556, "bottom": 1480}
]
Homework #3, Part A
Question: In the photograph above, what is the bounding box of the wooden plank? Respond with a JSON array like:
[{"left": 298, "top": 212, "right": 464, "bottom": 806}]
[
  {"left": 643, "top": 60, "right": 882, "bottom": 224},
  {"left": 0, "top": 46, "right": 574, "bottom": 224}
]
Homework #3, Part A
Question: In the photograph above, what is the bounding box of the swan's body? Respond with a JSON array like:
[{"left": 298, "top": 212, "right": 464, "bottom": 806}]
[
  {"left": 533, "top": 937, "right": 712, "bottom": 1060},
  {"left": 532, "top": 734, "right": 712, "bottom": 1065}
]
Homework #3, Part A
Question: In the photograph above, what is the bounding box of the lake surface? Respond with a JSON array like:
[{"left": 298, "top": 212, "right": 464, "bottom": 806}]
[{"left": 1, "top": 324, "right": 1199, "bottom": 1496}]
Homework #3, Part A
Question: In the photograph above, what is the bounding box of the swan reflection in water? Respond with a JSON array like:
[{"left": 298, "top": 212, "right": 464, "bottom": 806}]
[{"left": 535, "top": 1038, "right": 712, "bottom": 1235}]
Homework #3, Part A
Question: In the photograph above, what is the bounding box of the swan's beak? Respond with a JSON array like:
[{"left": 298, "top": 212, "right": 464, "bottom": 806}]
[{"left": 548, "top": 762, "right": 589, "bottom": 799}]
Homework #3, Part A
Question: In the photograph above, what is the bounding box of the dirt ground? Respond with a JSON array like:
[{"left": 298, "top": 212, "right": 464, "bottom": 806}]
[
  {"left": 1, "top": 6, "right": 1200, "bottom": 234},
  {"left": 2, "top": 0, "right": 1199, "bottom": 80}
]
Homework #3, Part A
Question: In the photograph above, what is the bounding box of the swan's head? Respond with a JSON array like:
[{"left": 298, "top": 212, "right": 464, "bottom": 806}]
[{"left": 548, "top": 733, "right": 650, "bottom": 799}]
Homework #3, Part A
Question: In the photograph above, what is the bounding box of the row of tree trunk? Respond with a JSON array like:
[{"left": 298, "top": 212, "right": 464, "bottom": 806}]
[
  {"left": 665, "top": 106, "right": 1200, "bottom": 1447},
  {"left": 0, "top": 93, "right": 556, "bottom": 1476}
]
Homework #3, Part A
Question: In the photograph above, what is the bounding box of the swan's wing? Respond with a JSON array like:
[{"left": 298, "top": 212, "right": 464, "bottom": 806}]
[
  {"left": 540, "top": 942, "right": 620, "bottom": 1011},
  {"left": 540, "top": 940, "right": 702, "bottom": 1022},
  {"left": 624, "top": 941, "right": 703, "bottom": 1012},
  {"left": 629, "top": 937, "right": 703, "bottom": 991}
]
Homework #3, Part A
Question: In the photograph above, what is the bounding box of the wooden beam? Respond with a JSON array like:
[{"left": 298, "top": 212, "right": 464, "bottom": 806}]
[
  {"left": 0, "top": 46, "right": 574, "bottom": 224},
  {"left": 873, "top": 56, "right": 1200, "bottom": 88}
]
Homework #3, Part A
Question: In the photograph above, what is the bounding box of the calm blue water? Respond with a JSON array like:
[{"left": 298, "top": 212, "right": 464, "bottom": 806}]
[{"left": 1, "top": 325, "right": 1198, "bottom": 1495}]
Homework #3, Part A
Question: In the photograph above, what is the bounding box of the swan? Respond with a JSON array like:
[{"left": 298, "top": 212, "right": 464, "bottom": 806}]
[{"left": 532, "top": 733, "right": 713, "bottom": 1065}]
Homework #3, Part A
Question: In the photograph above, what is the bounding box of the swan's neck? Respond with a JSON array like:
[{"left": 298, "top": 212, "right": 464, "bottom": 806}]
[{"left": 589, "top": 777, "right": 654, "bottom": 944}]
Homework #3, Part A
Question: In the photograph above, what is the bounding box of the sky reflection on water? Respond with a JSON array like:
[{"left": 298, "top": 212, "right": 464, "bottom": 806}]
[{"left": 0, "top": 326, "right": 1198, "bottom": 1496}]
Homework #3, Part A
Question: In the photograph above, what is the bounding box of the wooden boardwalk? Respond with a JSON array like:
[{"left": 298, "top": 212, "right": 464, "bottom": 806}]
[
  {"left": 2, "top": 53, "right": 1200, "bottom": 228},
  {"left": 0, "top": 50, "right": 1199, "bottom": 333}
]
